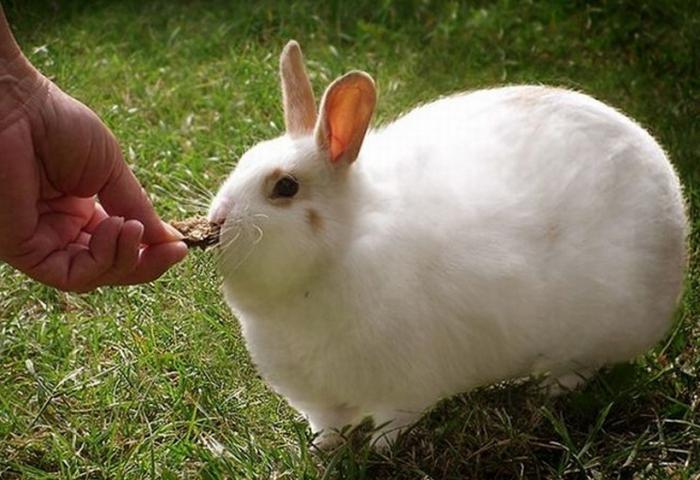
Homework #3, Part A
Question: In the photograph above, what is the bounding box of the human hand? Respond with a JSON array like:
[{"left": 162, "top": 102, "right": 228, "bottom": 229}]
[
  {"left": 0, "top": 13, "right": 187, "bottom": 292},
  {"left": 0, "top": 80, "right": 188, "bottom": 292}
]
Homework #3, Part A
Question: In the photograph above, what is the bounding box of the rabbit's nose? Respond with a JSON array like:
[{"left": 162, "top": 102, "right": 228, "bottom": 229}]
[{"left": 208, "top": 199, "right": 233, "bottom": 225}]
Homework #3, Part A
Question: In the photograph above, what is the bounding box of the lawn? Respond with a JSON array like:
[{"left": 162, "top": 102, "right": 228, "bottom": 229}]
[{"left": 1, "top": 0, "right": 698, "bottom": 478}]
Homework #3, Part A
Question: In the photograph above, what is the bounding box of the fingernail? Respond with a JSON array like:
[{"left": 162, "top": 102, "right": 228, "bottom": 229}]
[
  {"left": 125, "top": 219, "right": 145, "bottom": 236},
  {"left": 163, "top": 221, "right": 185, "bottom": 241},
  {"left": 175, "top": 241, "right": 189, "bottom": 260}
]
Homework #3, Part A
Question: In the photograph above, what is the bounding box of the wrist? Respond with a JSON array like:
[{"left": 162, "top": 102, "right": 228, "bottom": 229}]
[{"left": 0, "top": 5, "right": 50, "bottom": 132}]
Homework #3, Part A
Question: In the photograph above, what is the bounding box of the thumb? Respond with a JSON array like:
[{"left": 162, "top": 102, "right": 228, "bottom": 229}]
[
  {"left": 37, "top": 82, "right": 182, "bottom": 246},
  {"left": 98, "top": 138, "right": 180, "bottom": 245}
]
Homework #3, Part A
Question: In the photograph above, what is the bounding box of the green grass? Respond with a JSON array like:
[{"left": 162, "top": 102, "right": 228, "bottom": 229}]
[{"left": 1, "top": 0, "right": 698, "bottom": 478}]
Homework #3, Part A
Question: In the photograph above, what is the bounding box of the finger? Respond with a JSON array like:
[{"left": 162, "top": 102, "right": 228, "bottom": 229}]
[
  {"left": 67, "top": 216, "right": 123, "bottom": 291},
  {"left": 97, "top": 146, "right": 178, "bottom": 245},
  {"left": 66, "top": 241, "right": 88, "bottom": 256},
  {"left": 75, "top": 231, "right": 91, "bottom": 247},
  {"left": 94, "top": 219, "right": 143, "bottom": 285},
  {"left": 84, "top": 202, "right": 109, "bottom": 233},
  {"left": 109, "top": 241, "right": 188, "bottom": 286}
]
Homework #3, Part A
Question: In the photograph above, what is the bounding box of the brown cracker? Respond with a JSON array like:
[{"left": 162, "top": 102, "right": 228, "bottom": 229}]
[{"left": 171, "top": 216, "right": 221, "bottom": 250}]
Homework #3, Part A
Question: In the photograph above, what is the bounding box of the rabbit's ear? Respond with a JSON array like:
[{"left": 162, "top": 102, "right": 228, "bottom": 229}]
[
  {"left": 315, "top": 71, "right": 376, "bottom": 165},
  {"left": 280, "top": 40, "right": 317, "bottom": 136}
]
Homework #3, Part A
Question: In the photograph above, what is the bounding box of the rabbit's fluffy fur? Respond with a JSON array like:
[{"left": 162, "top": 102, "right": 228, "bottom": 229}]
[{"left": 209, "top": 41, "right": 687, "bottom": 448}]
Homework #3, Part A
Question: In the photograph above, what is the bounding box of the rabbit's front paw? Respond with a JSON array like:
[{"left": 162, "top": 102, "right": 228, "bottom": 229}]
[
  {"left": 305, "top": 404, "right": 360, "bottom": 451},
  {"left": 312, "top": 430, "right": 345, "bottom": 451},
  {"left": 543, "top": 368, "right": 597, "bottom": 396}
]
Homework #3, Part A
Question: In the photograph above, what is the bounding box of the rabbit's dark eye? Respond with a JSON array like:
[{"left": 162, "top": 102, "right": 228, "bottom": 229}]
[{"left": 272, "top": 175, "right": 299, "bottom": 198}]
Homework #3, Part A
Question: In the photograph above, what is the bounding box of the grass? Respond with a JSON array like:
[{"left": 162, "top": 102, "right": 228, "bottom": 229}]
[{"left": 0, "top": 0, "right": 698, "bottom": 478}]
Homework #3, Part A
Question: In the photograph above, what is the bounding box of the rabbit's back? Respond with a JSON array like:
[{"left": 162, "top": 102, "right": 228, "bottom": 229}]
[{"left": 334, "top": 85, "right": 686, "bottom": 401}]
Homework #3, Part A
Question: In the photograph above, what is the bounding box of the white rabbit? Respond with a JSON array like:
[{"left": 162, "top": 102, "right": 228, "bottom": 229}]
[{"left": 209, "top": 41, "right": 687, "bottom": 449}]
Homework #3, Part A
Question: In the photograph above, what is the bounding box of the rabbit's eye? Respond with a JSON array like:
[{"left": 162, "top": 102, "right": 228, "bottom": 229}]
[{"left": 272, "top": 175, "right": 299, "bottom": 198}]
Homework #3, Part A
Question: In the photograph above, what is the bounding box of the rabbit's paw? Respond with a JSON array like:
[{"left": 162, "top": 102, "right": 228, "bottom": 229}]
[
  {"left": 306, "top": 404, "right": 360, "bottom": 451},
  {"left": 544, "top": 368, "right": 597, "bottom": 396},
  {"left": 312, "top": 430, "right": 345, "bottom": 451}
]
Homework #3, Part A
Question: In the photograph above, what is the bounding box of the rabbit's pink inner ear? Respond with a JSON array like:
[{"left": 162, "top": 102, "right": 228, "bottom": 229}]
[
  {"left": 316, "top": 71, "right": 376, "bottom": 165},
  {"left": 330, "top": 135, "right": 346, "bottom": 162},
  {"left": 280, "top": 40, "right": 317, "bottom": 136}
]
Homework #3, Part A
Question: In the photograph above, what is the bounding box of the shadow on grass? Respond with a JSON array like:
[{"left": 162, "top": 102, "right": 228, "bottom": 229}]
[{"left": 316, "top": 353, "right": 699, "bottom": 479}]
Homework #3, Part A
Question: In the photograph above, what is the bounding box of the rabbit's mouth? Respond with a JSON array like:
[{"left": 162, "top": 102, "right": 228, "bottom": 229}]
[{"left": 215, "top": 211, "right": 267, "bottom": 275}]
